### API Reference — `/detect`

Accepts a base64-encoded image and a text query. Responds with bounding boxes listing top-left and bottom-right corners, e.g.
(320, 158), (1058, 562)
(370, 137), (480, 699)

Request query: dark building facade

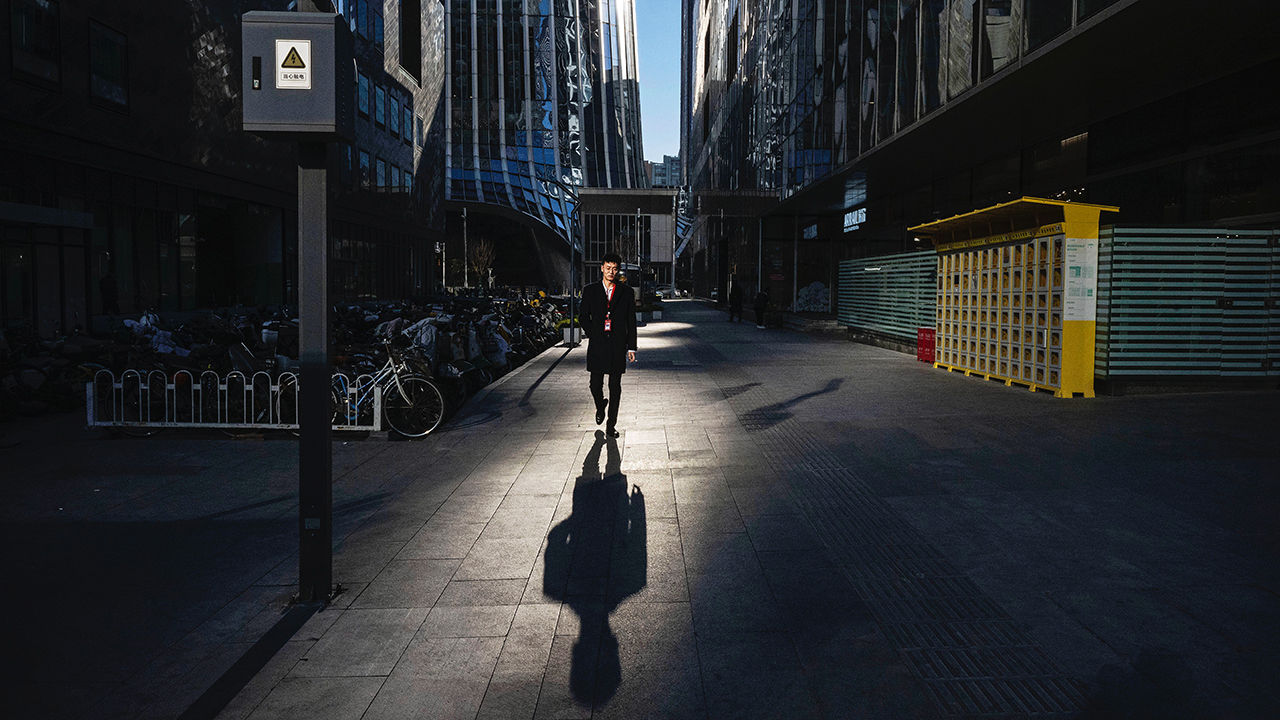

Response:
(683, 0), (1280, 309)
(1, 0), (445, 336)
(442, 0), (647, 289)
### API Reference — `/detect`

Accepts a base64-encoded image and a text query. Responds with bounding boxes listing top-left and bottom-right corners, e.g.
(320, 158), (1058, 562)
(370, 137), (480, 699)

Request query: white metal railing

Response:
(86, 369), (382, 432)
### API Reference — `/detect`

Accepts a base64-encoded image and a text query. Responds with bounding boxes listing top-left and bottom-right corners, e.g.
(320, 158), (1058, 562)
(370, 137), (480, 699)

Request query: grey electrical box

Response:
(242, 11), (353, 141)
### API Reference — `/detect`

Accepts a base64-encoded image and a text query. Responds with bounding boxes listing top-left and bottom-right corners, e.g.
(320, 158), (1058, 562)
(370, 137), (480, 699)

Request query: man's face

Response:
(601, 262), (619, 283)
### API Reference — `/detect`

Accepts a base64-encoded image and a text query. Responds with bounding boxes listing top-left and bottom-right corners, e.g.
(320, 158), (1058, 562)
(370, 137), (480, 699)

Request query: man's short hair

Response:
(602, 252), (622, 265)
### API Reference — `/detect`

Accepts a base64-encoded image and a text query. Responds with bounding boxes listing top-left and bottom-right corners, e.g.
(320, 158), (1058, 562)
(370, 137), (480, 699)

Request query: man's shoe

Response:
(595, 400), (608, 425)
(606, 427), (620, 438)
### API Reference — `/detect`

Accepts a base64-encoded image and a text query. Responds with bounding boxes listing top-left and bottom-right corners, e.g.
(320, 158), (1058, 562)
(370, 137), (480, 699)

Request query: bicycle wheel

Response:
(383, 375), (445, 438)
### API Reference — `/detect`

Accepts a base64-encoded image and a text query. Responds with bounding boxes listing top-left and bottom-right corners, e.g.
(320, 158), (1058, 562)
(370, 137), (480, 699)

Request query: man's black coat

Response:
(581, 280), (637, 374)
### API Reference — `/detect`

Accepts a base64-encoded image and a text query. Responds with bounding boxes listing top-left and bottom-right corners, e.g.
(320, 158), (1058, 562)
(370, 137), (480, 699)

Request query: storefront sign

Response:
(843, 206), (866, 232)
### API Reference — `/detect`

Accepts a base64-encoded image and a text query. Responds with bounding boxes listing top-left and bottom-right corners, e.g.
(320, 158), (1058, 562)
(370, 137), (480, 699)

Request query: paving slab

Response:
(4, 299), (1278, 718)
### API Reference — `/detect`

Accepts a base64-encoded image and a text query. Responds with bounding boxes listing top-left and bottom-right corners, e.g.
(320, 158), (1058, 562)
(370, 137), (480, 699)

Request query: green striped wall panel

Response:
(837, 251), (937, 342)
(1096, 227), (1279, 378)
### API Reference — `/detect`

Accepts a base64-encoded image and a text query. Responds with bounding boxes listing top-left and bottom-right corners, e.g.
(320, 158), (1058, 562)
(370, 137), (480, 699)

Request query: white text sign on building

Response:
(844, 206), (867, 232)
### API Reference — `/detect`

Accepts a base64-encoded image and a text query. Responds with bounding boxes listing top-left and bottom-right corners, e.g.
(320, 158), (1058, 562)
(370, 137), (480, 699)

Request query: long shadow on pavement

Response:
(542, 430), (647, 707)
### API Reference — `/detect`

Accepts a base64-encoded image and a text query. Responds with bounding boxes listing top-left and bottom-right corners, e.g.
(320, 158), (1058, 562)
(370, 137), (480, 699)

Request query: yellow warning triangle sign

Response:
(281, 47), (306, 69)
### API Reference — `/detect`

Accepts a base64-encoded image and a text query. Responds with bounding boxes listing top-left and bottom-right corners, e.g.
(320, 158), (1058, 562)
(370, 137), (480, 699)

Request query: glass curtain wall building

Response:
(688, 0), (1125, 196)
(445, 0), (647, 242)
(0, 0), (447, 336)
(684, 0), (1280, 301)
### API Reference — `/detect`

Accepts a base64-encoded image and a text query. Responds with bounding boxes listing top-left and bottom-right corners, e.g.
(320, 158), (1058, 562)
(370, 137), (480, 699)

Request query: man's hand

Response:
(628, 350), (636, 363)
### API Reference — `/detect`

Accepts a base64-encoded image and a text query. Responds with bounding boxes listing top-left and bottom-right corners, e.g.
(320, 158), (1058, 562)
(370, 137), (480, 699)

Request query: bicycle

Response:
(278, 338), (446, 438)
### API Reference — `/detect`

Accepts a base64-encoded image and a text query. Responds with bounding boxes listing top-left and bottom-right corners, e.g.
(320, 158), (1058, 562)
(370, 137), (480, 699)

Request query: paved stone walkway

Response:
(4, 299), (1277, 719)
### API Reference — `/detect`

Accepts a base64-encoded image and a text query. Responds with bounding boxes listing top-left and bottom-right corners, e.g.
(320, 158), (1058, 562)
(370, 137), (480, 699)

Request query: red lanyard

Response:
(604, 284), (615, 331)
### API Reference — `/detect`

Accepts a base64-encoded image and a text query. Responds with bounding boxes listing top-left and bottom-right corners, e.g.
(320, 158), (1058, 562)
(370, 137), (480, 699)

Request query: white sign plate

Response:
(1063, 237), (1098, 321)
(276, 39), (311, 90)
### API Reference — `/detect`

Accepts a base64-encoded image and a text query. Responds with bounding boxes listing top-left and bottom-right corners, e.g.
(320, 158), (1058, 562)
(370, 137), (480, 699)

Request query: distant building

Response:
(443, 0), (647, 287)
(650, 155), (682, 188)
(580, 188), (679, 289)
(0, 0), (445, 335)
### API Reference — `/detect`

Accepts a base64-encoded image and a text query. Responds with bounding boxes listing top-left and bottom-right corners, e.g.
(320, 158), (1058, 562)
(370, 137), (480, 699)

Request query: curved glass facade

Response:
(446, 0), (646, 238)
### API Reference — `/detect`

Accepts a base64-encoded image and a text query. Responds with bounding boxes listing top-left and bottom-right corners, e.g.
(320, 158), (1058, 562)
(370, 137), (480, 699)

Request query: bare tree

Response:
(614, 224), (638, 267)
(469, 237), (496, 290)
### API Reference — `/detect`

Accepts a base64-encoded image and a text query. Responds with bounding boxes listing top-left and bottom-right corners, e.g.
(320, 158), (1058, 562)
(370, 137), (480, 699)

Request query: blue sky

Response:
(635, 0), (681, 162)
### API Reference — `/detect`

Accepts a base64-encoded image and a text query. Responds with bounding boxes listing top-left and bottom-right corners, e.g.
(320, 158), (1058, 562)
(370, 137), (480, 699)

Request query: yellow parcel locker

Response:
(909, 197), (1118, 398)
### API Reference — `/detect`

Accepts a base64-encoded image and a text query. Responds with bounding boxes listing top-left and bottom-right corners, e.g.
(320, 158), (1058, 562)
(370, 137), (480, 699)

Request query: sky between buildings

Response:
(636, 0), (680, 162)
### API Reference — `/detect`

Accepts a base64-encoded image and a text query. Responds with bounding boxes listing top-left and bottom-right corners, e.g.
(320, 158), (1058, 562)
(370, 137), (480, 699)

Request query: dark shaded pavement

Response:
(2, 299), (1277, 719)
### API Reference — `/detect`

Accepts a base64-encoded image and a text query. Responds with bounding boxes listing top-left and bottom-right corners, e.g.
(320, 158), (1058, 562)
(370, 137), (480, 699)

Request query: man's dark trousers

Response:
(589, 367), (622, 428)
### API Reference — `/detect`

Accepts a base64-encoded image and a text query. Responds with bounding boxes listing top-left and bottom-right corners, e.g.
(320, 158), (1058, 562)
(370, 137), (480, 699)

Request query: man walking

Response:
(753, 287), (770, 328)
(581, 252), (637, 437)
(728, 282), (744, 322)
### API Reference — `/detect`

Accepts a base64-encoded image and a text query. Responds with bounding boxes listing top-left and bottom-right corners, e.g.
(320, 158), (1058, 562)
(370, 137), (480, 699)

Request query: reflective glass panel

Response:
(980, 0), (1021, 78)
(879, 0), (899, 140)
(89, 21), (128, 107)
(10, 0), (60, 85)
(920, 0), (945, 113)
(944, 0), (975, 98)
(1079, 0), (1119, 20)
(897, 1), (919, 128)
(1025, 0), (1072, 51)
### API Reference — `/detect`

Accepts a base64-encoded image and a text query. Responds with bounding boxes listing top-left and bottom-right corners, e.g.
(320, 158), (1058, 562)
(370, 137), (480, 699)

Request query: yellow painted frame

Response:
(910, 197), (1119, 398)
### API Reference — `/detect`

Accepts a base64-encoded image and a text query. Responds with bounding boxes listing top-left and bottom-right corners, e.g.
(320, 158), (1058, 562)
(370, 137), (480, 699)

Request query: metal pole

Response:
(297, 142), (332, 604)
(565, 182), (579, 346)
(793, 216), (799, 312)
(758, 217), (763, 293)
(570, 197), (577, 345)
(462, 206), (468, 289)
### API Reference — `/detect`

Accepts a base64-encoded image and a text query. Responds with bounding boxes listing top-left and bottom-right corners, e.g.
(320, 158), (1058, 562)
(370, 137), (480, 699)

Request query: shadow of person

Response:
(543, 430), (647, 708)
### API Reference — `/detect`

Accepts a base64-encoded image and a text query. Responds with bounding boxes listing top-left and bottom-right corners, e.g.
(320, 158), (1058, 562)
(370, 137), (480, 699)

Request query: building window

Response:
(400, 0), (421, 81)
(415, 114), (424, 147)
(375, 84), (385, 126)
(391, 165), (401, 192)
(89, 21), (128, 109)
(389, 94), (400, 136)
(1026, 0), (1073, 51)
(376, 157), (387, 190)
(359, 149), (371, 189)
(403, 106), (413, 146)
(10, 0), (60, 87)
(357, 72), (369, 116)
(1079, 0), (1120, 20)
(340, 144), (353, 187)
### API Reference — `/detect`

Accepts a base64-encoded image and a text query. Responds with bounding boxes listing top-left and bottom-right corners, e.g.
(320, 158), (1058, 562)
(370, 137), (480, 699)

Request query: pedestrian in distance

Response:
(728, 282), (744, 322)
(581, 252), (637, 437)
(753, 287), (769, 328)
(100, 270), (120, 316)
